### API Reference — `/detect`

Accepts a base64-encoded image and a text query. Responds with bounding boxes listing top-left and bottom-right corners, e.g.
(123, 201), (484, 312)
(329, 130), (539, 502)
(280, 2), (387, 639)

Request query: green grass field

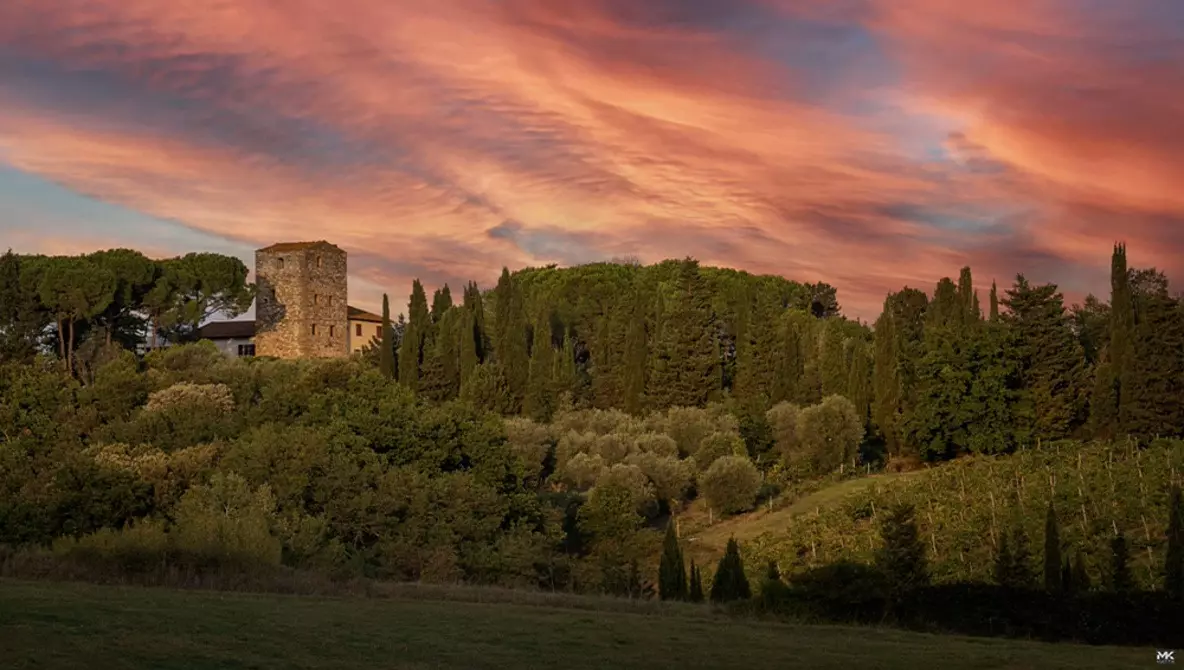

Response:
(0, 579), (1148, 669)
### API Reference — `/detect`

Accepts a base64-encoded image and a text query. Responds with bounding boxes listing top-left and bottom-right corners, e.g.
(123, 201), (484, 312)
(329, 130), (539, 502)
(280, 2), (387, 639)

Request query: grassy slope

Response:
(682, 472), (917, 564)
(0, 579), (1146, 669)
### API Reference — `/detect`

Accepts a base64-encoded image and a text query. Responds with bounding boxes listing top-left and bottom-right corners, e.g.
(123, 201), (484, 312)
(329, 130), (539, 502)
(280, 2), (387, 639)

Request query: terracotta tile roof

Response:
(257, 241), (340, 253)
(197, 320), (256, 339)
(347, 306), (384, 323)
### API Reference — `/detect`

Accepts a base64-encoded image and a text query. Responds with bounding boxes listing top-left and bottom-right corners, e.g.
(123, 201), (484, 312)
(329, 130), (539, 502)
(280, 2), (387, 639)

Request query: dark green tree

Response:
(0, 251), (48, 363)
(765, 559), (781, 582)
(993, 532), (1014, 587)
(1072, 549), (1091, 592)
(397, 280), (429, 391)
(1044, 503), (1062, 592)
(1124, 280), (1184, 439)
(524, 309), (556, 422)
(658, 521), (688, 601)
(874, 503), (930, 596)
(709, 537), (751, 603)
(688, 561), (705, 603)
(1002, 275), (1086, 442)
(646, 260), (720, 409)
(493, 268), (529, 412)
(872, 288), (928, 460)
(1091, 244), (1133, 437)
(988, 280), (999, 322)
(1109, 529), (1133, 592)
(379, 293), (395, 379)
(1165, 485), (1184, 599)
(819, 319), (848, 398)
(430, 284), (453, 323)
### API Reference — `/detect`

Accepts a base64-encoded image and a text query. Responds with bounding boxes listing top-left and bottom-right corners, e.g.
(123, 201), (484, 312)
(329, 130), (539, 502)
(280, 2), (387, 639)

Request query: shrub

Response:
(796, 395), (864, 475)
(699, 455), (761, 515)
(172, 472), (282, 568)
(694, 431), (747, 470)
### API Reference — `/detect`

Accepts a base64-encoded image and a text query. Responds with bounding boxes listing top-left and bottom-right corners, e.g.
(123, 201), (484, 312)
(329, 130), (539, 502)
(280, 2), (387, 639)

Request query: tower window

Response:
(278, 257), (285, 269)
(311, 324), (317, 336)
(316, 256), (323, 268)
(375, 325), (381, 337)
(313, 294), (319, 305)
(356, 324), (362, 337)
(329, 325), (336, 338)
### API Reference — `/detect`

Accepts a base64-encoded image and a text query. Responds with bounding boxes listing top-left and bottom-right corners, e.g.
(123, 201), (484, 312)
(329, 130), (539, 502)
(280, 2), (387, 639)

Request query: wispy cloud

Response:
(0, 0), (1179, 317)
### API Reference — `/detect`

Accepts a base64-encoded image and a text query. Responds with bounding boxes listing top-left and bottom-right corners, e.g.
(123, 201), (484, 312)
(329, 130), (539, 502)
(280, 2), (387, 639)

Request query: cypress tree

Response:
(462, 281), (488, 363)
(458, 307), (479, 387)
(658, 522), (688, 601)
(734, 291), (781, 403)
(621, 285), (649, 414)
(872, 289), (928, 461)
(646, 259), (719, 409)
(1109, 529), (1133, 592)
(1010, 525), (1036, 589)
(875, 503), (930, 596)
(989, 280), (999, 322)
(1109, 243), (1135, 435)
(493, 268), (529, 412)
(688, 562), (705, 603)
(774, 310), (807, 404)
(397, 280), (430, 391)
(819, 319), (848, 398)
(524, 309), (556, 421)
(1125, 285), (1184, 439)
(379, 293), (394, 379)
(430, 284), (453, 323)
(1061, 556), (1073, 594)
(1072, 549), (1091, 592)
(1044, 503), (1062, 592)
(847, 339), (872, 431)
(1002, 275), (1086, 442)
(710, 537), (751, 603)
(1165, 485), (1184, 599)
(993, 532), (1013, 587)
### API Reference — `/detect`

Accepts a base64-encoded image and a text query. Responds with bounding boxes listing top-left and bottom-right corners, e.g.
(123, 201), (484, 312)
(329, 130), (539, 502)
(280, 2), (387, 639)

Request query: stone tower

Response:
(254, 241), (349, 359)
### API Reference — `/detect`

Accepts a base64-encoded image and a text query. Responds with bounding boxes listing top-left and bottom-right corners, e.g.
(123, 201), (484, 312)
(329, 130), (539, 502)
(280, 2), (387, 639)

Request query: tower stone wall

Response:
(254, 241), (349, 359)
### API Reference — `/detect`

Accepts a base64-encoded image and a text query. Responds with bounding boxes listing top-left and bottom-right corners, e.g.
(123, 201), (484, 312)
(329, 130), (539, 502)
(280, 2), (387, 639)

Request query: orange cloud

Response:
(0, 0), (1179, 319)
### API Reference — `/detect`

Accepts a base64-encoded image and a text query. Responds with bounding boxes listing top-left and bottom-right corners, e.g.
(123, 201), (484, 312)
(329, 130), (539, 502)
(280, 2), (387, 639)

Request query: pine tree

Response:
(688, 561), (705, 603)
(1109, 529), (1133, 592)
(646, 260), (720, 409)
(1165, 485), (1184, 599)
(710, 537), (751, 603)
(397, 280), (430, 391)
(658, 522), (688, 601)
(875, 503), (930, 596)
(1044, 503), (1062, 592)
(379, 293), (394, 379)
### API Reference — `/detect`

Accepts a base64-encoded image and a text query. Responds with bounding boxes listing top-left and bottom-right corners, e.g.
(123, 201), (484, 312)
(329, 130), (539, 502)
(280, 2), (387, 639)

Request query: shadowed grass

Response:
(0, 578), (1146, 669)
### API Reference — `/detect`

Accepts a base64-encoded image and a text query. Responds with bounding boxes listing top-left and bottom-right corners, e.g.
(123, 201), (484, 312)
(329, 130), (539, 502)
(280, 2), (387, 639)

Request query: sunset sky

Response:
(0, 0), (1181, 319)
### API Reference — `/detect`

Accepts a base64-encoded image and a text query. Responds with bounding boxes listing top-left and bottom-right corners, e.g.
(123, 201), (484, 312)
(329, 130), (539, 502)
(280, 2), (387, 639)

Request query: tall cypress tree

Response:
(525, 308), (556, 421)
(688, 561), (705, 603)
(1109, 529), (1133, 592)
(1101, 243), (1135, 436)
(621, 285), (649, 414)
(1124, 280), (1184, 440)
(379, 293), (395, 379)
(1072, 549), (1091, 592)
(1044, 503), (1062, 592)
(431, 284), (453, 323)
(493, 268), (529, 412)
(993, 532), (1014, 587)
(989, 280), (999, 322)
(1002, 276), (1086, 443)
(1165, 485), (1184, 599)
(872, 288), (928, 461)
(734, 291), (781, 403)
(774, 310), (808, 404)
(658, 522), (688, 601)
(398, 280), (430, 391)
(710, 537), (751, 603)
(819, 319), (848, 398)
(846, 339), (873, 432)
(646, 259), (719, 409)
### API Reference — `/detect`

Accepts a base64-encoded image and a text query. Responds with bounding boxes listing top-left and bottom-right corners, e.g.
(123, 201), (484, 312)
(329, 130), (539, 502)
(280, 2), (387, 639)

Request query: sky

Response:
(0, 0), (1181, 320)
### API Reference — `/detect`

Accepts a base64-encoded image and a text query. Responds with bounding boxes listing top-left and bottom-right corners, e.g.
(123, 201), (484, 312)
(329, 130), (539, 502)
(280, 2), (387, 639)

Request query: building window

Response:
(316, 255), (323, 268)
(376, 325), (381, 337)
(356, 323), (362, 337)
(327, 296), (333, 306)
(329, 325), (336, 338)
(313, 294), (319, 305)
(278, 257), (285, 269)
(311, 324), (317, 336)
(237, 344), (256, 357)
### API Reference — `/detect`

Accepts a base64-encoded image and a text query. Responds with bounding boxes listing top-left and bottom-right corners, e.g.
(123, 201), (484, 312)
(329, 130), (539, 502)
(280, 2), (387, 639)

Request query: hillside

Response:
(724, 441), (1184, 588)
(0, 579), (1146, 670)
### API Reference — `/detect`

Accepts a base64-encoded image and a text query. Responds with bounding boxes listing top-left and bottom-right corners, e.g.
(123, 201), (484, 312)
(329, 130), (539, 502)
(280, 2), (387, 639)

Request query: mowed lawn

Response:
(0, 579), (1146, 670)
